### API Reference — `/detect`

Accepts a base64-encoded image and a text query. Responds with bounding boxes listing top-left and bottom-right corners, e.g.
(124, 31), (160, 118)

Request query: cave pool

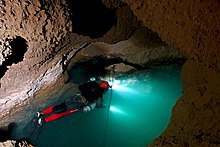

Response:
(17, 64), (182, 147)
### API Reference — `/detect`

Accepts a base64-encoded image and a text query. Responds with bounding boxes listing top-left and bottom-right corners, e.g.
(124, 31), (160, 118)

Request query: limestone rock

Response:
(0, 140), (16, 147)
(105, 63), (135, 73)
(121, 0), (220, 146)
(0, 0), (72, 119)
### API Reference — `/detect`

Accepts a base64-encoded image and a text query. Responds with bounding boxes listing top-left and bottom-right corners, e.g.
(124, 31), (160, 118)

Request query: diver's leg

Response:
(44, 108), (79, 123)
(37, 103), (69, 125)
(42, 102), (67, 115)
(42, 106), (54, 115)
(52, 102), (67, 113)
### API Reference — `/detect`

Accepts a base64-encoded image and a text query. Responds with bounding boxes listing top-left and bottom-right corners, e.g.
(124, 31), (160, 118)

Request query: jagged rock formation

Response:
(0, 0), (72, 119)
(121, 0), (220, 146)
(0, 0), (140, 119)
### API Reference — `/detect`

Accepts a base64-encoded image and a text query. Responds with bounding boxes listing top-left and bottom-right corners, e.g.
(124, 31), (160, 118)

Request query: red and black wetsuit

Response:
(41, 95), (83, 123)
(40, 81), (107, 123)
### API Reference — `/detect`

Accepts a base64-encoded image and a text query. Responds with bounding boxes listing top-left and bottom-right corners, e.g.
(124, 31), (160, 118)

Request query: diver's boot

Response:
(38, 118), (45, 126)
(35, 112), (43, 118)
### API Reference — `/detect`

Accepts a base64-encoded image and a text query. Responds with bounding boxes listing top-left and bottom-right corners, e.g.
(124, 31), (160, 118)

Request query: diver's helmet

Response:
(100, 81), (110, 89)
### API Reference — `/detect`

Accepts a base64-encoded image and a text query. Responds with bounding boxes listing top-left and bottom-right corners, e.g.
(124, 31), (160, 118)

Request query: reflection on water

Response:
(11, 64), (182, 147)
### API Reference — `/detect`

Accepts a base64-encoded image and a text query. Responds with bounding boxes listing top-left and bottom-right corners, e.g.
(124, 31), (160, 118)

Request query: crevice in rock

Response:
(0, 36), (28, 79)
(66, 0), (117, 38)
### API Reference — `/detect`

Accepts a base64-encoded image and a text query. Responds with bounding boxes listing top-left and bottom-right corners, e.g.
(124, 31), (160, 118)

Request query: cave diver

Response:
(36, 79), (111, 125)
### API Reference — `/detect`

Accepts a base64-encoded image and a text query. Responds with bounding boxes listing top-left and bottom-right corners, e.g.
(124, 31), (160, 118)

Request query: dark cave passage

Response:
(67, 57), (122, 84)
(66, 55), (146, 84)
(0, 36), (28, 79)
(66, 0), (117, 38)
(66, 55), (186, 84)
(0, 123), (16, 142)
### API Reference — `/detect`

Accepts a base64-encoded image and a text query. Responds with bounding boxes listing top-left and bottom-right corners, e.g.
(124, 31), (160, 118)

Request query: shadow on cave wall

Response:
(66, 0), (117, 38)
(0, 36), (28, 79)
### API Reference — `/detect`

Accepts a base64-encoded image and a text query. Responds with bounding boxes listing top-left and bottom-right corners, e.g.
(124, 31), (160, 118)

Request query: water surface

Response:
(31, 64), (182, 147)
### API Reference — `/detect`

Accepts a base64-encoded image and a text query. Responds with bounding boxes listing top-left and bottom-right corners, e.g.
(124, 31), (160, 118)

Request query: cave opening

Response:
(0, 36), (28, 79)
(66, 56), (145, 84)
(66, 0), (117, 38)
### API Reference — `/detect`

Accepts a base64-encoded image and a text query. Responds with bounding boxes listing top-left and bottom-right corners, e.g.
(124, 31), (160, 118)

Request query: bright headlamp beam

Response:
(110, 106), (125, 115)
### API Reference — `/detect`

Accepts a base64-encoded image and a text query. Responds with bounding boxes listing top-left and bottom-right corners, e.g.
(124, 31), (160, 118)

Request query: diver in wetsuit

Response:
(78, 80), (110, 108)
(36, 80), (111, 125)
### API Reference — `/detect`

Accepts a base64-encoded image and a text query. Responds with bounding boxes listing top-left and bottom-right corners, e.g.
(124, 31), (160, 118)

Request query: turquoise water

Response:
(33, 64), (182, 147)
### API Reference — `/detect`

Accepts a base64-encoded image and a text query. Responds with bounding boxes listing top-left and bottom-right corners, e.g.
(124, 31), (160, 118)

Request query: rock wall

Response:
(0, 0), (72, 118)
(121, 0), (220, 146)
(0, 0), (141, 119)
(66, 28), (184, 84)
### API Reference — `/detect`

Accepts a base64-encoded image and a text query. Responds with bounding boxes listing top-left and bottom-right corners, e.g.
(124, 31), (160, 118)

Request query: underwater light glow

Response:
(108, 80), (132, 92)
(110, 106), (125, 115)
(111, 84), (128, 90)
(108, 79), (120, 85)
